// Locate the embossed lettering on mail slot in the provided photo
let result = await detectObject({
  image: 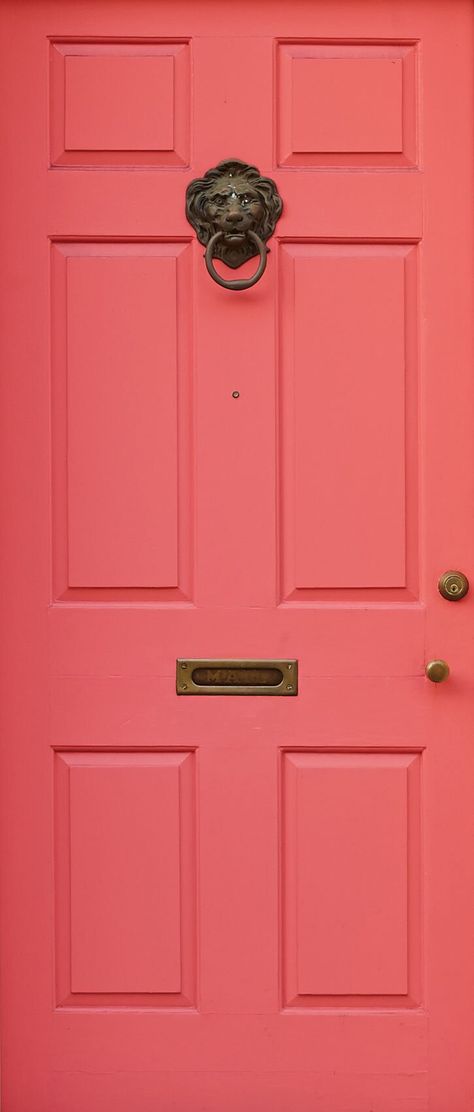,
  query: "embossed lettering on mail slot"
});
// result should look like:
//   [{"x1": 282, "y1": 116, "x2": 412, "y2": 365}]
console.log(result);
[{"x1": 176, "y1": 659, "x2": 298, "y2": 695}]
